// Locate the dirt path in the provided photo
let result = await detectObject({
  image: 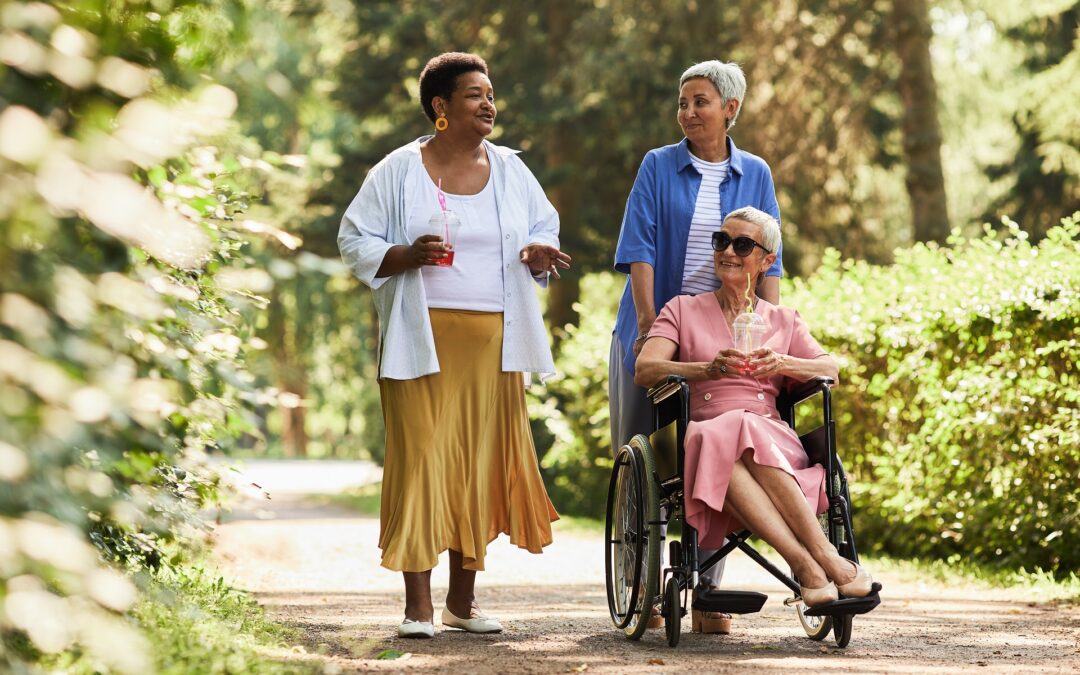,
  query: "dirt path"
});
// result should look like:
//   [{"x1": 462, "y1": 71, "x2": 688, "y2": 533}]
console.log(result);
[{"x1": 212, "y1": 493, "x2": 1079, "y2": 674}]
